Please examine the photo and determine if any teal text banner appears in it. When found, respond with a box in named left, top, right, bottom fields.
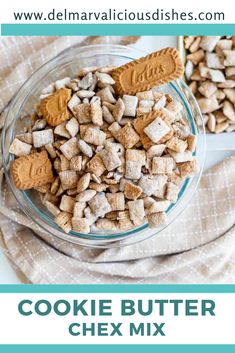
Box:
left=0, top=285, right=234, bottom=351
left=2, top=23, right=235, bottom=36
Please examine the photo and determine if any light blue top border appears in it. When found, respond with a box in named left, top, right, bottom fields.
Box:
left=0, top=284, right=235, bottom=293
left=1, top=24, right=235, bottom=36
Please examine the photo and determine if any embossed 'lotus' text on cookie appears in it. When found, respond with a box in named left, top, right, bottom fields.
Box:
left=111, top=48, right=184, bottom=95
left=40, top=88, right=71, bottom=126
left=11, top=151, right=54, bottom=190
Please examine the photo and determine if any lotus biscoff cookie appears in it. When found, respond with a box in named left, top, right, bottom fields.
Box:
left=40, top=88, right=71, bottom=126
left=11, top=151, right=54, bottom=190
left=111, top=47, right=184, bottom=95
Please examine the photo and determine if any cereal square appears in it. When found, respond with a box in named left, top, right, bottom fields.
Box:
left=83, top=127, right=106, bottom=146
left=178, top=159, right=199, bottom=177
left=124, top=181, right=142, bottom=200
left=125, top=149, right=146, bottom=179
left=106, top=192, right=125, bottom=211
left=139, top=175, right=167, bottom=197
left=9, top=138, right=32, bottom=156
left=123, top=95, right=138, bottom=117
left=100, top=147, right=121, bottom=171
left=59, top=170, right=78, bottom=190
left=72, top=103, right=91, bottom=124
left=144, top=117, right=171, bottom=143
left=128, top=199, right=145, bottom=226
left=166, top=182, right=180, bottom=203
left=72, top=217, right=90, bottom=233
left=60, top=137, right=79, bottom=160
left=33, top=129, right=54, bottom=148
left=166, top=137, right=188, bottom=153
left=88, top=192, right=112, bottom=217
left=59, top=195, right=75, bottom=213
left=86, top=154, right=106, bottom=176
left=152, top=157, right=174, bottom=174
left=117, top=124, right=140, bottom=149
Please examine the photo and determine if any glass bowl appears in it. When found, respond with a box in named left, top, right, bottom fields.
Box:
left=1, top=44, right=206, bottom=248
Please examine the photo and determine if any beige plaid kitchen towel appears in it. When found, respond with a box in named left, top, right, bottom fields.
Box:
left=0, top=36, right=235, bottom=284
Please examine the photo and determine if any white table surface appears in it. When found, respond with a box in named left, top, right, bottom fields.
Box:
left=0, top=36, right=234, bottom=284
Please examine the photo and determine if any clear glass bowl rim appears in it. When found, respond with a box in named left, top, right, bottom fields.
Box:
left=1, top=43, right=206, bottom=248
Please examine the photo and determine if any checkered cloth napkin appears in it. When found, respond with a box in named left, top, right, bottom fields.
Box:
left=0, top=36, right=235, bottom=284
